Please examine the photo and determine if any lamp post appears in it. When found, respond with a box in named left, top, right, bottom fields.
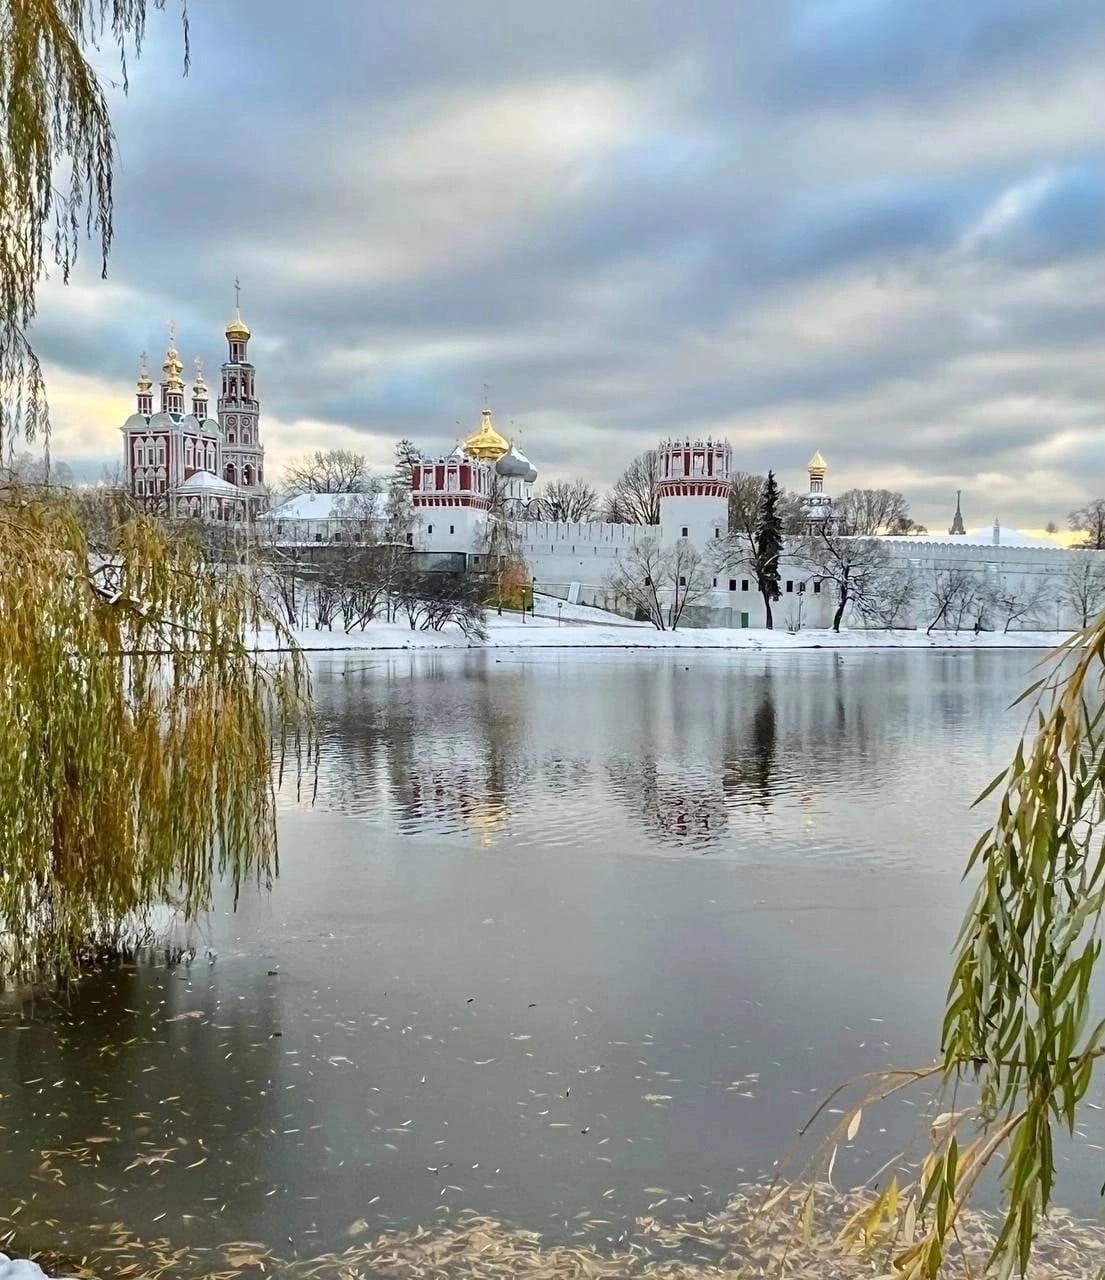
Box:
left=557, top=601, right=564, bottom=628
left=531, top=576, right=536, bottom=617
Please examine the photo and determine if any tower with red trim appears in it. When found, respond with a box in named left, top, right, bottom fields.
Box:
left=409, top=445, right=495, bottom=555
left=217, top=278, right=266, bottom=502
left=657, top=436, right=732, bottom=547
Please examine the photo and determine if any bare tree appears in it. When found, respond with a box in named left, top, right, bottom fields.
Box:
left=602, top=450, right=660, bottom=525
left=1068, top=499, right=1105, bottom=550
left=533, top=478, right=598, bottom=522
left=798, top=528, right=897, bottom=632
left=606, top=537, right=710, bottom=630
left=1044, top=520, right=1059, bottom=536
left=282, top=449, right=372, bottom=495
left=833, top=488, right=911, bottom=536
left=728, top=470, right=806, bottom=536
left=885, top=515, right=928, bottom=535
left=1061, top=555, right=1105, bottom=627
left=924, top=567, right=985, bottom=634
left=665, top=541, right=713, bottom=629
left=987, top=574, right=1054, bottom=633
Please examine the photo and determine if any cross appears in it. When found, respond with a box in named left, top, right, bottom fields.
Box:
left=234, top=275, right=241, bottom=310
left=139, top=350, right=148, bottom=375
left=482, top=382, right=490, bottom=408
left=167, top=318, right=177, bottom=345
left=194, top=356, right=204, bottom=381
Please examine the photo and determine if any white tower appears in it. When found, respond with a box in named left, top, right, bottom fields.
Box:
left=657, top=437, right=732, bottom=547
left=801, top=450, right=833, bottom=531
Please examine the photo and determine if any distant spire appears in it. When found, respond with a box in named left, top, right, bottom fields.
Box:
left=949, top=490, right=966, bottom=536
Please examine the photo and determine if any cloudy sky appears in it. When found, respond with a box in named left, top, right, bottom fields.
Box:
left=33, top=0, right=1104, bottom=531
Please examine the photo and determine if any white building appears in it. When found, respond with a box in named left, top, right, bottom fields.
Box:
left=120, top=286, right=266, bottom=520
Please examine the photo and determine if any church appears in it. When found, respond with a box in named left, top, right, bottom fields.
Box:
left=121, top=286, right=266, bottom=520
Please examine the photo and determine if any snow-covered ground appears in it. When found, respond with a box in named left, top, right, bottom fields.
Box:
left=255, top=606, right=1070, bottom=652
left=0, top=1256, right=66, bottom=1280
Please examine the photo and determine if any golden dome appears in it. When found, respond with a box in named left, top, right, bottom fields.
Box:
left=192, top=356, right=208, bottom=395
left=461, top=407, right=510, bottom=461
left=807, top=450, right=827, bottom=475
left=136, top=351, right=153, bottom=392
left=162, top=346, right=184, bottom=386
left=225, top=312, right=251, bottom=341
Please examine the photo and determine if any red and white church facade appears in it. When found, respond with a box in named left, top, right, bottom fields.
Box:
left=121, top=291, right=266, bottom=520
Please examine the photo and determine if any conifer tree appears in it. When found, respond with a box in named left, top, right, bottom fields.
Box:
left=753, top=470, right=783, bottom=629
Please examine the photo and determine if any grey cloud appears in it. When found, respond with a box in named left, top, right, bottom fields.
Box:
left=28, top=0, right=1105, bottom=534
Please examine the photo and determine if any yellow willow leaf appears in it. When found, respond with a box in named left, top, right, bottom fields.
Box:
left=846, top=1107, right=863, bottom=1142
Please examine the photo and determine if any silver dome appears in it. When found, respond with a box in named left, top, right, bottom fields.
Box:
left=495, top=441, right=532, bottom=479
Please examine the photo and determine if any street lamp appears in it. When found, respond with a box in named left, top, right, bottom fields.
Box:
left=557, top=601, right=564, bottom=627
left=531, top=576, right=536, bottom=617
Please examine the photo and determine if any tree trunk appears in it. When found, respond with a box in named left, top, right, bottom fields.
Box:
left=763, top=595, right=773, bottom=629
left=832, top=589, right=848, bottom=633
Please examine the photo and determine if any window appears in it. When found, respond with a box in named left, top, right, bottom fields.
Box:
left=449, top=524, right=455, bottom=534
left=714, top=527, right=720, bottom=537
left=681, top=526, right=688, bottom=538
left=813, top=580, right=822, bottom=594
left=158, top=478, right=166, bottom=494
left=421, top=471, right=433, bottom=491
left=157, top=444, right=165, bottom=465
left=678, top=575, right=687, bottom=587
left=314, top=532, right=323, bottom=542
left=785, top=580, right=794, bottom=592
left=405, top=532, right=413, bottom=545
left=473, top=554, right=480, bottom=564
left=427, top=524, right=433, bottom=534
left=741, top=579, right=749, bottom=591
left=729, top=578, right=737, bottom=591
left=136, top=479, right=145, bottom=496
left=691, top=453, right=705, bottom=476
left=712, top=577, right=718, bottom=587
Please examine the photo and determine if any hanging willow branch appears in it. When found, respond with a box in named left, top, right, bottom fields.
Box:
left=755, top=623, right=1105, bottom=1278
left=0, top=0, right=189, bottom=457
left=0, top=490, right=311, bottom=987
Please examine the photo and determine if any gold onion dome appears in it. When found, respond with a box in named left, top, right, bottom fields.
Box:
left=192, top=357, right=208, bottom=395
left=162, top=344, right=184, bottom=386
left=225, top=311, right=251, bottom=341
left=136, top=352, right=152, bottom=392
left=808, top=449, right=827, bottom=475
left=462, top=407, right=509, bottom=461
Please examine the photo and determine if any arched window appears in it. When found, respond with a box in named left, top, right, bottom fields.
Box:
left=243, top=465, right=253, bottom=486
left=225, top=463, right=237, bottom=485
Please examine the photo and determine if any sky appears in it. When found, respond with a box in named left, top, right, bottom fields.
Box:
left=31, top=0, right=1105, bottom=532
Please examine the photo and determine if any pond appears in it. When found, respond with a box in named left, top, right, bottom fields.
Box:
left=1, top=648, right=1100, bottom=1272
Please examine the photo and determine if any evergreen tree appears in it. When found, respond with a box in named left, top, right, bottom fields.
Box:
left=754, top=470, right=783, bottom=629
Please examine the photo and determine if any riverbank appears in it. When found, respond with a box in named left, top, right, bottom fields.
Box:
left=259, top=615, right=1070, bottom=652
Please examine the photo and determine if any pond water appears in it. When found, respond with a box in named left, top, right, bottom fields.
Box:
left=2, top=648, right=1100, bottom=1270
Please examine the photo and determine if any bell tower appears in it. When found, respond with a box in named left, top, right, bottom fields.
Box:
left=217, top=277, right=265, bottom=500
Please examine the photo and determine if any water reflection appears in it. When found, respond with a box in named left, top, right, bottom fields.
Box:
left=4, top=648, right=1076, bottom=1275
left=296, top=650, right=1025, bottom=866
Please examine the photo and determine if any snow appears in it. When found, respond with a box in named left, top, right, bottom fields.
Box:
left=255, top=614, right=1070, bottom=652
left=0, top=1256, right=69, bottom=1280
left=175, top=470, right=243, bottom=496
left=263, top=491, right=388, bottom=522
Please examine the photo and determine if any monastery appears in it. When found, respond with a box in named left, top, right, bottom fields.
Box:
left=121, top=309, right=1100, bottom=632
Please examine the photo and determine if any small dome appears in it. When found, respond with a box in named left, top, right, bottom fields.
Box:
left=148, top=411, right=175, bottom=429
left=225, top=311, right=251, bottom=341
left=201, top=417, right=222, bottom=437
left=525, top=464, right=538, bottom=484
left=122, top=412, right=150, bottom=431
left=495, top=441, right=532, bottom=478
left=808, top=450, right=827, bottom=475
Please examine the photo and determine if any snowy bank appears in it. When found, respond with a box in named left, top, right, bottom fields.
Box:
left=255, top=615, right=1071, bottom=653
left=0, top=1256, right=68, bottom=1280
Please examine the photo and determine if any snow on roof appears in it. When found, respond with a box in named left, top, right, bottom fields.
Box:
left=176, top=470, right=244, bottom=496
left=263, top=490, right=389, bottom=521
left=878, top=525, right=1063, bottom=550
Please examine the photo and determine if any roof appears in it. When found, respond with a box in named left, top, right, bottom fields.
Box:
left=177, top=471, right=244, bottom=496
left=878, top=525, right=1063, bottom=550
left=263, top=490, right=389, bottom=521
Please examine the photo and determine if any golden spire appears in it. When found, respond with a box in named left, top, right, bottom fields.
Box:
left=807, top=449, right=827, bottom=476
left=192, top=356, right=207, bottom=396
left=461, top=404, right=510, bottom=461
left=162, top=320, right=184, bottom=386
left=137, top=350, right=152, bottom=392
left=225, top=275, right=251, bottom=340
